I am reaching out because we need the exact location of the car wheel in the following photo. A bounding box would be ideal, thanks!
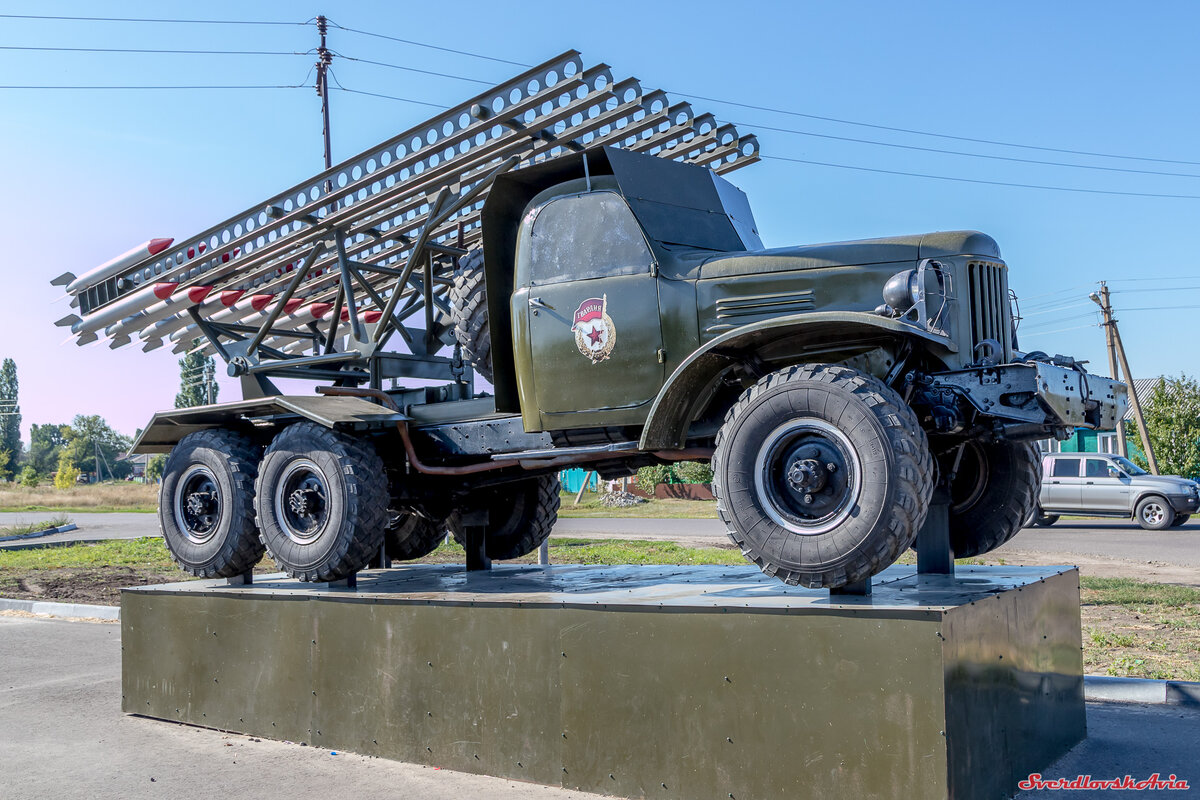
[255,422,388,581]
[1033,513,1060,527]
[1135,495,1175,531]
[712,363,934,589]
[159,429,264,578]
[1170,514,1191,528]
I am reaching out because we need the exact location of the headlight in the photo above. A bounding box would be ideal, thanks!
[882,270,920,314]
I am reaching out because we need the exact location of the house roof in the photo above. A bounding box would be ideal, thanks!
[1124,377,1165,421]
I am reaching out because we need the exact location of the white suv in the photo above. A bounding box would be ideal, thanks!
[1033,453,1199,530]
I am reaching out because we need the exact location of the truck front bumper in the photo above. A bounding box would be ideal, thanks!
[931,362,1128,431]
[1168,493,1199,515]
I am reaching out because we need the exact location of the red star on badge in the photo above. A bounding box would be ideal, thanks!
[586,325,604,345]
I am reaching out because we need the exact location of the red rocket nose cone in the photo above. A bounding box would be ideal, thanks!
[220,290,244,307]
[310,302,333,318]
[283,298,303,314]
[251,294,274,312]
[153,282,178,300]
[148,238,174,256]
[340,308,351,322]
[363,310,382,323]
[187,286,213,303]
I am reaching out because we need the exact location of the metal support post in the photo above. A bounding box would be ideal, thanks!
[537,539,550,566]
[328,572,358,589]
[459,509,491,572]
[830,576,871,596]
[916,486,954,576]
[225,570,253,586]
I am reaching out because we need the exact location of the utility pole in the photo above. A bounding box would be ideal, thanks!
[1091,283,1158,474]
[204,361,214,406]
[315,16,334,173]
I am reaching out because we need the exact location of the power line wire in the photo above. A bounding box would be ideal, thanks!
[0,45,305,56]
[0,13,309,26]
[763,154,1200,200]
[0,84,307,90]
[736,119,1200,180]
[326,22,529,68]
[330,52,493,85]
[675,91,1200,168]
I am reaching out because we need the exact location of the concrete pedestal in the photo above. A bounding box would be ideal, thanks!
[122,564,1085,800]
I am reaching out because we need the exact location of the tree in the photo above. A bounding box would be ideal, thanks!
[61,415,134,481]
[18,465,38,487]
[1130,375,1200,479]
[27,423,69,476]
[54,453,80,489]
[146,454,166,483]
[0,358,19,479]
[175,348,217,408]
[0,446,10,482]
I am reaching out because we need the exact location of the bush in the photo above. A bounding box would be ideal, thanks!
[54,459,81,490]
[636,461,713,488]
[18,466,38,487]
[146,454,166,483]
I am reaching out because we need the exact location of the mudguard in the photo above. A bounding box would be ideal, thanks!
[638,311,955,450]
[130,395,406,454]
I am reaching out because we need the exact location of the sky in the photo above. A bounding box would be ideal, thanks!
[3,0,1200,443]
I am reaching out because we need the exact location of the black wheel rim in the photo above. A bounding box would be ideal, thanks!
[754,419,861,535]
[174,465,221,544]
[274,459,330,543]
[946,442,989,515]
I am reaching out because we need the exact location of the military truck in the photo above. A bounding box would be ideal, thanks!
[54,52,1126,589]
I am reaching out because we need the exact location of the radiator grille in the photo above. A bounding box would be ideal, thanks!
[967,260,1012,360]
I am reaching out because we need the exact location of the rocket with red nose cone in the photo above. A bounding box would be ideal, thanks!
[52,238,175,295]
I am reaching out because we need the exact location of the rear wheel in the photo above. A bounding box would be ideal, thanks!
[1135,495,1175,531]
[942,440,1040,557]
[385,511,446,561]
[255,423,388,581]
[447,474,560,560]
[712,364,934,589]
[159,429,264,578]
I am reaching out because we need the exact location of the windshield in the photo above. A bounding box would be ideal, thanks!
[1111,456,1147,476]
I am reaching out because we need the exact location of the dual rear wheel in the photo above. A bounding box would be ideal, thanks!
[160,423,558,582]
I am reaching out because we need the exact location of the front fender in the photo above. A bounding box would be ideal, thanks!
[639,311,954,450]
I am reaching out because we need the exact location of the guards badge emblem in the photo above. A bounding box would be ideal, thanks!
[571,295,616,364]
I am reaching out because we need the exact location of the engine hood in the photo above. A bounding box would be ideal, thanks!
[697,230,1000,279]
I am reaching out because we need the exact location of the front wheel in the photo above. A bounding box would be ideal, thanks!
[1135,496,1175,531]
[255,423,388,581]
[942,440,1040,557]
[1032,512,1060,527]
[159,429,264,578]
[1171,514,1191,528]
[712,364,934,589]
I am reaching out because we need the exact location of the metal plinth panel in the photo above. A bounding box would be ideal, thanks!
[121,565,1084,800]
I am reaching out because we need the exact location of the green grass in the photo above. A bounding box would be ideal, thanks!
[0,506,154,514]
[0,514,73,538]
[557,492,717,519]
[1080,577,1200,607]
[0,537,176,570]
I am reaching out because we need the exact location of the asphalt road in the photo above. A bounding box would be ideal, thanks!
[6,511,1200,573]
[2,614,1197,800]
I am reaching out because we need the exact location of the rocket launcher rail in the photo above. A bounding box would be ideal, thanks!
[54,50,759,393]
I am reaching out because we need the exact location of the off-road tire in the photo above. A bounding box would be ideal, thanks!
[1135,495,1175,531]
[712,364,934,589]
[450,249,492,382]
[159,429,264,578]
[254,422,388,581]
[447,474,560,560]
[385,512,446,561]
[943,440,1040,557]
[1171,514,1191,528]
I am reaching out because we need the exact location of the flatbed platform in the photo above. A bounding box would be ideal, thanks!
[122,563,1085,800]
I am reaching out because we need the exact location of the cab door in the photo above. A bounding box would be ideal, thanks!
[516,190,665,421]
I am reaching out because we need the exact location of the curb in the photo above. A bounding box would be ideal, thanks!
[1084,675,1200,706]
[0,536,115,552]
[0,597,119,620]
[0,522,78,544]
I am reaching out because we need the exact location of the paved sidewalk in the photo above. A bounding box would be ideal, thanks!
[3,614,1199,799]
